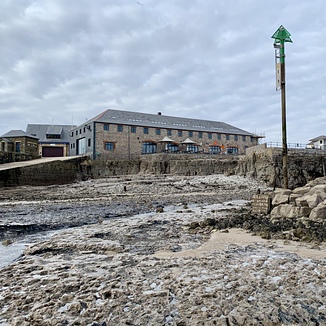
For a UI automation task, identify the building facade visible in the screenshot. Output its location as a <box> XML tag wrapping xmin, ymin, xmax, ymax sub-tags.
<box><xmin>26</xmin><ymin>124</ymin><xmax>76</xmax><ymax>157</ymax></box>
<box><xmin>0</xmin><ymin>130</ymin><xmax>39</xmax><ymax>162</ymax></box>
<box><xmin>69</xmin><ymin>109</ymin><xmax>261</xmax><ymax>159</ymax></box>
<box><xmin>308</xmin><ymin>136</ymin><xmax>326</xmax><ymax>150</ymax></box>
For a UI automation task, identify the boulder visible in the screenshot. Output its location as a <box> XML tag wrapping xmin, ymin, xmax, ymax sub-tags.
<box><xmin>307</xmin><ymin>184</ymin><xmax>326</xmax><ymax>198</ymax></box>
<box><xmin>309</xmin><ymin>200</ymin><xmax>326</xmax><ymax>221</ymax></box>
<box><xmin>292</xmin><ymin>186</ymin><xmax>310</xmax><ymax>196</ymax></box>
<box><xmin>287</xmin><ymin>206</ymin><xmax>311</xmax><ymax>218</ymax></box>
<box><xmin>274</xmin><ymin>188</ymin><xmax>292</xmax><ymax>195</ymax></box>
<box><xmin>296</xmin><ymin>193</ymin><xmax>323</xmax><ymax>209</ymax></box>
<box><xmin>272</xmin><ymin>193</ymin><xmax>289</xmax><ymax>206</ymax></box>
<box><xmin>306</xmin><ymin>176</ymin><xmax>326</xmax><ymax>187</ymax></box>
<box><xmin>270</xmin><ymin>204</ymin><xmax>293</xmax><ymax>218</ymax></box>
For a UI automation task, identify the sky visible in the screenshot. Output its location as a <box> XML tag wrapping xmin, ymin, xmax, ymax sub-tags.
<box><xmin>0</xmin><ymin>0</ymin><xmax>325</xmax><ymax>145</ymax></box>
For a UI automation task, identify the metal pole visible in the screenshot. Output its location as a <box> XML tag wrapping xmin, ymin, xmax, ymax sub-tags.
<box><xmin>280</xmin><ymin>42</ymin><xmax>288</xmax><ymax>189</ymax></box>
<box><xmin>271</xmin><ymin>25</ymin><xmax>292</xmax><ymax>189</ymax></box>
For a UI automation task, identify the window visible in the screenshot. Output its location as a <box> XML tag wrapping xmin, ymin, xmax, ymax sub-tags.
<box><xmin>166</xmin><ymin>143</ymin><xmax>178</xmax><ymax>152</ymax></box>
<box><xmin>131</xmin><ymin>126</ymin><xmax>136</xmax><ymax>133</ymax></box>
<box><xmin>209</xmin><ymin>146</ymin><xmax>221</xmax><ymax>154</ymax></box>
<box><xmin>167</xmin><ymin>130</ymin><xmax>172</xmax><ymax>136</ymax></box>
<box><xmin>142</xmin><ymin>142</ymin><xmax>157</xmax><ymax>154</ymax></box>
<box><xmin>104</xmin><ymin>142</ymin><xmax>115</xmax><ymax>150</ymax></box>
<box><xmin>178</xmin><ymin>130</ymin><xmax>183</xmax><ymax>137</ymax></box>
<box><xmin>227</xmin><ymin>147</ymin><xmax>238</xmax><ymax>154</ymax></box>
<box><xmin>117</xmin><ymin>125</ymin><xmax>123</xmax><ymax>132</ymax></box>
<box><xmin>250</xmin><ymin>137</ymin><xmax>254</xmax><ymax>142</ymax></box>
<box><xmin>76</xmin><ymin>130</ymin><xmax>78</xmax><ymax>136</ymax></box>
<box><xmin>217</xmin><ymin>134</ymin><xmax>221</xmax><ymax>140</ymax></box>
<box><xmin>208</xmin><ymin>133</ymin><xmax>212</xmax><ymax>139</ymax></box>
<box><xmin>226</xmin><ymin>134</ymin><xmax>230</xmax><ymax>141</ymax></box>
<box><xmin>103</xmin><ymin>124</ymin><xmax>109</xmax><ymax>131</ymax></box>
<box><xmin>188</xmin><ymin>131</ymin><xmax>193</xmax><ymax>137</ymax></box>
<box><xmin>83</xmin><ymin>127</ymin><xmax>86</xmax><ymax>133</ymax></box>
<box><xmin>144</xmin><ymin>127</ymin><xmax>149</xmax><ymax>134</ymax></box>
<box><xmin>186</xmin><ymin>144</ymin><xmax>198</xmax><ymax>153</ymax></box>
<box><xmin>46</xmin><ymin>134</ymin><xmax>60</xmax><ymax>139</ymax></box>
<box><xmin>156</xmin><ymin>129</ymin><xmax>161</xmax><ymax>135</ymax></box>
<box><xmin>15</xmin><ymin>142</ymin><xmax>21</xmax><ymax>153</ymax></box>
<box><xmin>242</xmin><ymin>136</ymin><xmax>246</xmax><ymax>142</ymax></box>
<box><xmin>234</xmin><ymin>135</ymin><xmax>238</xmax><ymax>141</ymax></box>
<box><xmin>198</xmin><ymin>132</ymin><xmax>203</xmax><ymax>139</ymax></box>
<box><xmin>88</xmin><ymin>138</ymin><xmax>91</xmax><ymax>147</ymax></box>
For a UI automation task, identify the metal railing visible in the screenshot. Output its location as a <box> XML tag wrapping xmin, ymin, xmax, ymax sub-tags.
<box><xmin>266</xmin><ymin>142</ymin><xmax>307</xmax><ymax>149</ymax></box>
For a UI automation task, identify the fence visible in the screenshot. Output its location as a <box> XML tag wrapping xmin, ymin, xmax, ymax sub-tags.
<box><xmin>266</xmin><ymin>142</ymin><xmax>307</xmax><ymax>149</ymax></box>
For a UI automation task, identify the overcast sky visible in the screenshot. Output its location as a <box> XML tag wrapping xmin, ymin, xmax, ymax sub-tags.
<box><xmin>0</xmin><ymin>0</ymin><xmax>325</xmax><ymax>145</ymax></box>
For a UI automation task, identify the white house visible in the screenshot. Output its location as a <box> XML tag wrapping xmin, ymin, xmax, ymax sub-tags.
<box><xmin>308</xmin><ymin>135</ymin><xmax>326</xmax><ymax>150</ymax></box>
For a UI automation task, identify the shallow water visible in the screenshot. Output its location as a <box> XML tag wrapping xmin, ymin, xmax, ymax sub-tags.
<box><xmin>0</xmin><ymin>230</ymin><xmax>60</xmax><ymax>269</ymax></box>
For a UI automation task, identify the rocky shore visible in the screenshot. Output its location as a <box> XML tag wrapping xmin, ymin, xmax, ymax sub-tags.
<box><xmin>1</xmin><ymin>174</ymin><xmax>326</xmax><ymax>325</ymax></box>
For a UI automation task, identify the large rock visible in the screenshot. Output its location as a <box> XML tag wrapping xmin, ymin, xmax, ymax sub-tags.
<box><xmin>273</xmin><ymin>188</ymin><xmax>292</xmax><ymax>195</ymax></box>
<box><xmin>307</xmin><ymin>184</ymin><xmax>326</xmax><ymax>198</ymax></box>
<box><xmin>309</xmin><ymin>200</ymin><xmax>326</xmax><ymax>221</ymax></box>
<box><xmin>296</xmin><ymin>193</ymin><xmax>324</xmax><ymax>209</ymax></box>
<box><xmin>306</xmin><ymin>176</ymin><xmax>326</xmax><ymax>187</ymax></box>
<box><xmin>270</xmin><ymin>204</ymin><xmax>293</xmax><ymax>218</ymax></box>
<box><xmin>292</xmin><ymin>186</ymin><xmax>310</xmax><ymax>196</ymax></box>
<box><xmin>271</xmin><ymin>204</ymin><xmax>311</xmax><ymax>219</ymax></box>
<box><xmin>272</xmin><ymin>193</ymin><xmax>289</xmax><ymax>206</ymax></box>
<box><xmin>272</xmin><ymin>188</ymin><xmax>291</xmax><ymax>206</ymax></box>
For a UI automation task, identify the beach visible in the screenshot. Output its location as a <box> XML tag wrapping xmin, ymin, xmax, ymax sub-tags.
<box><xmin>0</xmin><ymin>174</ymin><xmax>326</xmax><ymax>325</ymax></box>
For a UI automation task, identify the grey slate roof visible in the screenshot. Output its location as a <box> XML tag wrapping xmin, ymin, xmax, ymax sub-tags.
<box><xmin>1</xmin><ymin>130</ymin><xmax>38</xmax><ymax>139</ymax></box>
<box><xmin>46</xmin><ymin>125</ymin><xmax>63</xmax><ymax>135</ymax></box>
<box><xmin>26</xmin><ymin>124</ymin><xmax>76</xmax><ymax>143</ymax></box>
<box><xmin>309</xmin><ymin>135</ymin><xmax>326</xmax><ymax>142</ymax></box>
<box><xmin>84</xmin><ymin>109</ymin><xmax>255</xmax><ymax>136</ymax></box>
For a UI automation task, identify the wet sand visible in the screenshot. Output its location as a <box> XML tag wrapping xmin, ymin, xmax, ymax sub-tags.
<box><xmin>154</xmin><ymin>228</ymin><xmax>326</xmax><ymax>259</ymax></box>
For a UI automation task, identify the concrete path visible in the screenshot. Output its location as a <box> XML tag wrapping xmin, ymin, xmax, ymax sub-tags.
<box><xmin>0</xmin><ymin>156</ymin><xmax>86</xmax><ymax>171</ymax></box>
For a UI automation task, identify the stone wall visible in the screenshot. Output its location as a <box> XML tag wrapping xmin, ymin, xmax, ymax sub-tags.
<box><xmin>0</xmin><ymin>157</ymin><xmax>88</xmax><ymax>187</ymax></box>
<box><xmin>89</xmin><ymin>150</ymin><xmax>326</xmax><ymax>189</ymax></box>
<box><xmin>2</xmin><ymin>148</ymin><xmax>326</xmax><ymax>188</ymax></box>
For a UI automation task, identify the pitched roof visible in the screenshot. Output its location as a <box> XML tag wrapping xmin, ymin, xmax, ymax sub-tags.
<box><xmin>81</xmin><ymin>108</ymin><xmax>256</xmax><ymax>136</ymax></box>
<box><xmin>309</xmin><ymin>135</ymin><xmax>326</xmax><ymax>142</ymax></box>
<box><xmin>26</xmin><ymin>124</ymin><xmax>76</xmax><ymax>143</ymax></box>
<box><xmin>46</xmin><ymin>125</ymin><xmax>63</xmax><ymax>135</ymax></box>
<box><xmin>1</xmin><ymin>130</ymin><xmax>38</xmax><ymax>139</ymax></box>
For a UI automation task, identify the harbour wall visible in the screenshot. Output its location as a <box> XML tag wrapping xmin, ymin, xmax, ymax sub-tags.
<box><xmin>1</xmin><ymin>147</ymin><xmax>326</xmax><ymax>188</ymax></box>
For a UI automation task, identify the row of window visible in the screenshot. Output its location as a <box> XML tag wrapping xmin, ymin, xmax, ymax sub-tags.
<box><xmin>104</xmin><ymin>141</ymin><xmax>239</xmax><ymax>155</ymax></box>
<box><xmin>103</xmin><ymin>124</ymin><xmax>253</xmax><ymax>142</ymax></box>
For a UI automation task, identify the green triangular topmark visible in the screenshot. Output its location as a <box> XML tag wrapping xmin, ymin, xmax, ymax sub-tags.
<box><xmin>271</xmin><ymin>25</ymin><xmax>293</xmax><ymax>43</ymax></box>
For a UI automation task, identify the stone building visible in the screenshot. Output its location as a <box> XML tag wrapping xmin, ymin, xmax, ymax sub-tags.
<box><xmin>69</xmin><ymin>109</ymin><xmax>262</xmax><ymax>159</ymax></box>
<box><xmin>26</xmin><ymin>124</ymin><xmax>76</xmax><ymax>157</ymax></box>
<box><xmin>0</xmin><ymin>130</ymin><xmax>39</xmax><ymax>162</ymax></box>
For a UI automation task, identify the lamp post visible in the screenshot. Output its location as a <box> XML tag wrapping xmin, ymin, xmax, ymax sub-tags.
<box><xmin>271</xmin><ymin>25</ymin><xmax>292</xmax><ymax>189</ymax></box>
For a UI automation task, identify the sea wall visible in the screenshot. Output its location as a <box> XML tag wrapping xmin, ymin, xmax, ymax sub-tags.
<box><xmin>1</xmin><ymin>148</ymin><xmax>326</xmax><ymax>188</ymax></box>
<box><xmin>90</xmin><ymin>151</ymin><xmax>326</xmax><ymax>189</ymax></box>
<box><xmin>0</xmin><ymin>157</ymin><xmax>88</xmax><ymax>187</ymax></box>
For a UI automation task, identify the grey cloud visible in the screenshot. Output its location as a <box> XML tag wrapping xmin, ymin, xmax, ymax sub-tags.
<box><xmin>0</xmin><ymin>0</ymin><xmax>326</xmax><ymax>144</ymax></box>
